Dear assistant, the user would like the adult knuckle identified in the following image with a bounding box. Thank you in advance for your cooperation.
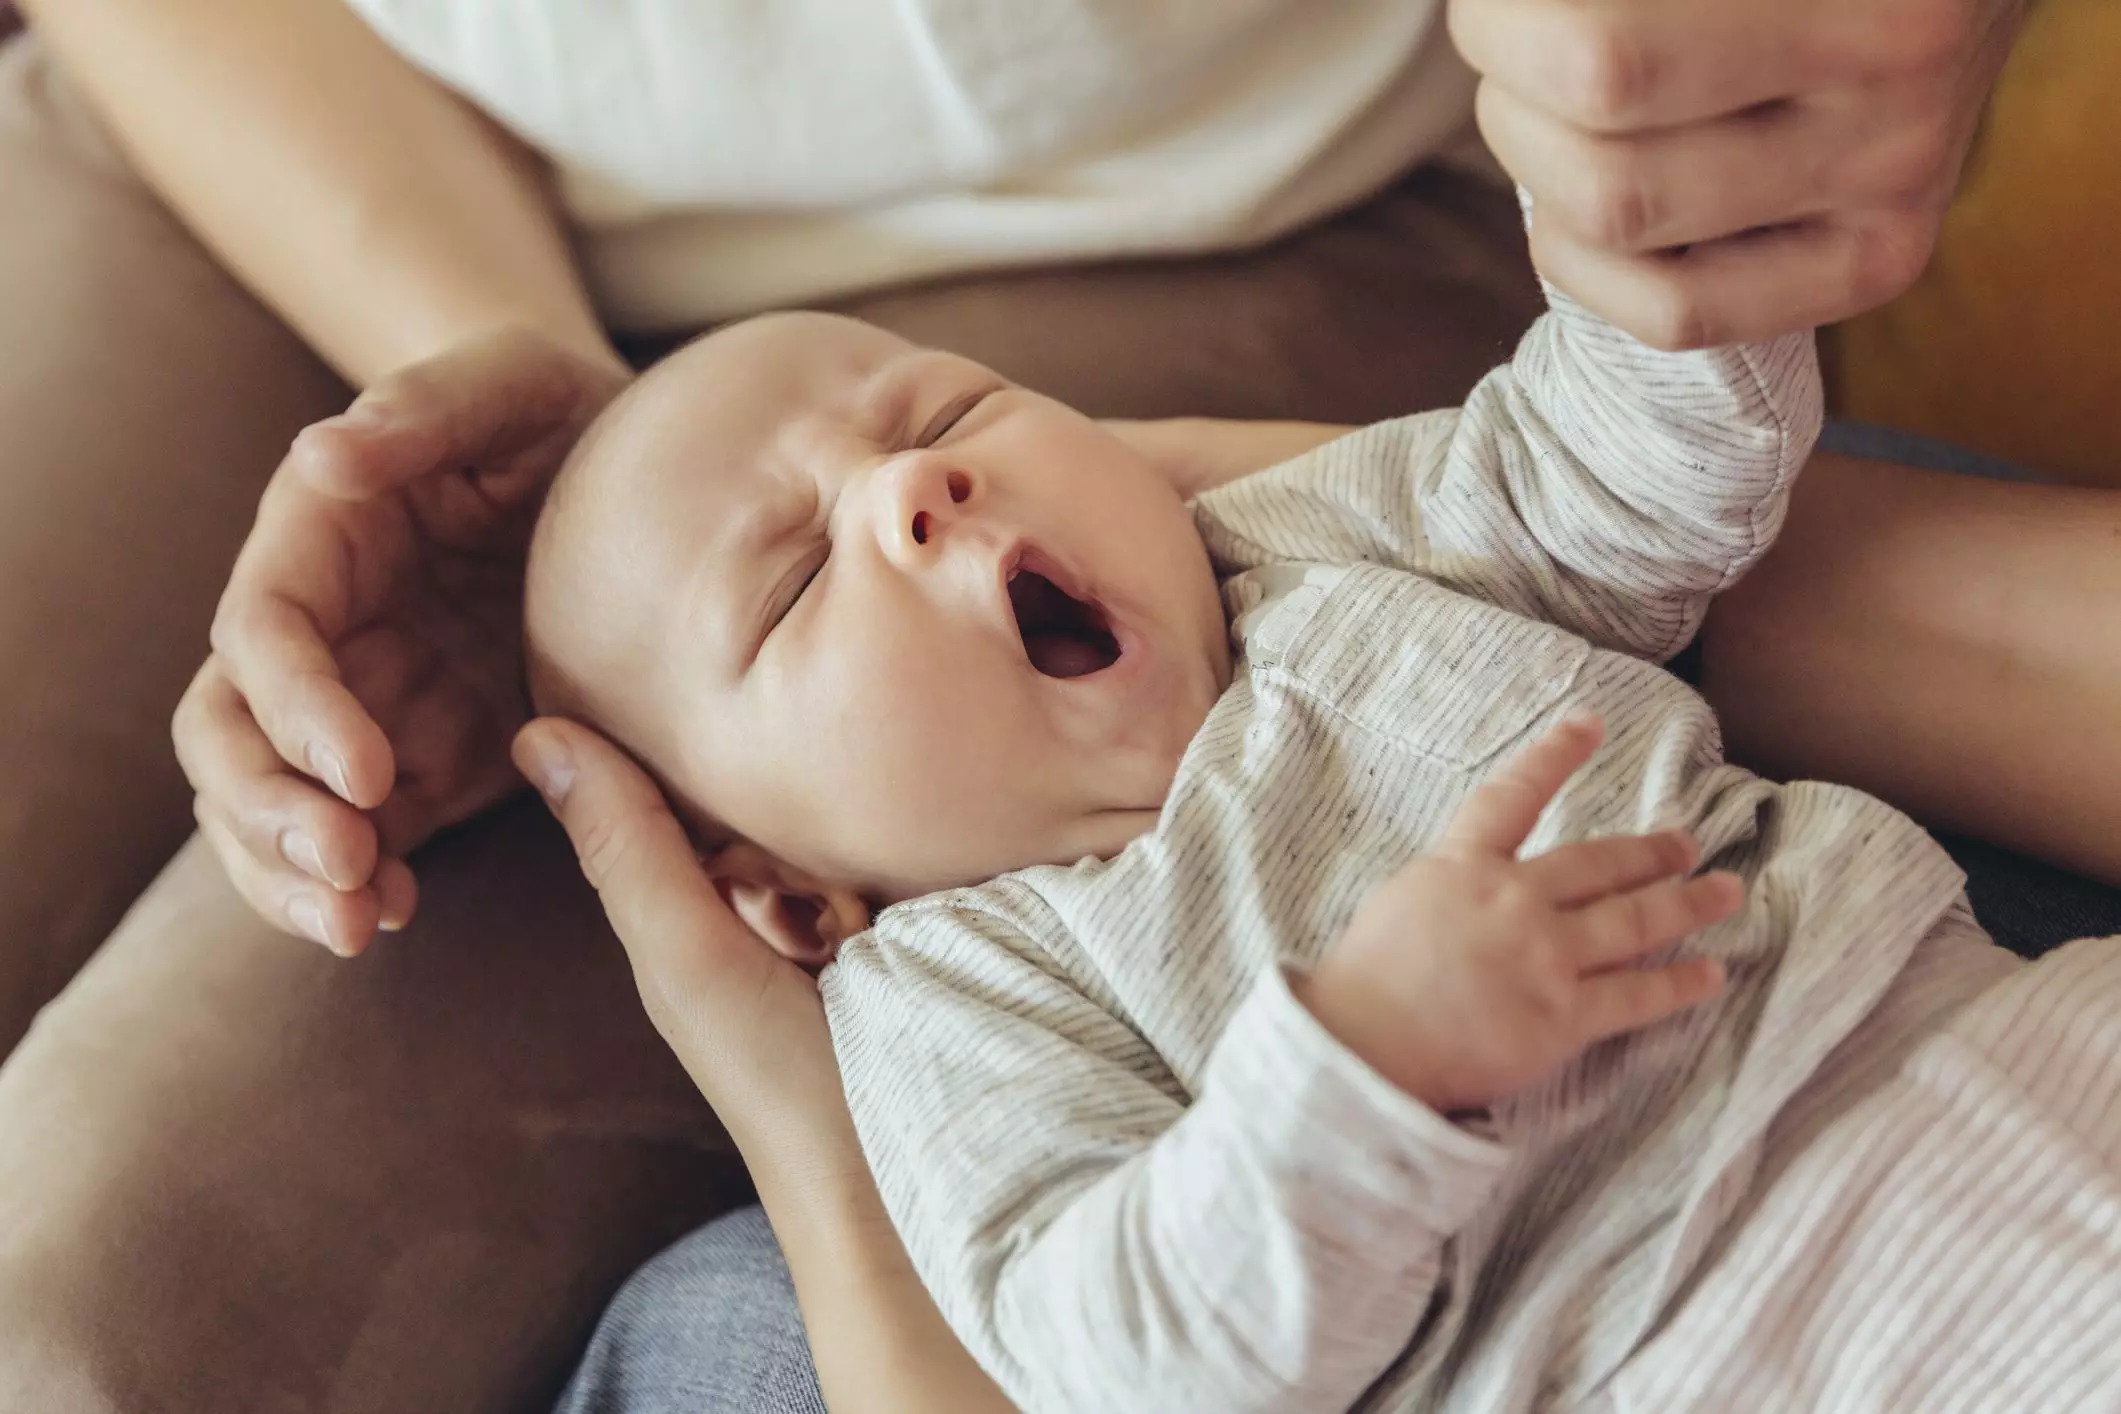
[1634,281,1716,353]
[1891,0,1976,72]
[575,814,637,891]
[1580,151,1661,250]
[1846,217,1935,311]
[205,604,248,660]
[1563,18,1660,127]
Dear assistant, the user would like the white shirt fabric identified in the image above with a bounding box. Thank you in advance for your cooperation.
[340,0,1478,330]
[817,294,2056,1412]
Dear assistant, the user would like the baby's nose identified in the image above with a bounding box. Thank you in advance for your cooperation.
[887,453,975,553]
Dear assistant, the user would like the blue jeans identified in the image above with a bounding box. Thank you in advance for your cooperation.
[555,1205,826,1414]
[558,425,2121,1414]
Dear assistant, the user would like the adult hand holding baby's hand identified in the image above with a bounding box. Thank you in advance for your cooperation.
[175,329,630,955]
[1295,715,1738,1114]
[1451,0,2023,348]
[512,718,861,1179]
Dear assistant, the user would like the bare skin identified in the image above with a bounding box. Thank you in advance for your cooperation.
[1454,0,2026,348]
[15,0,2100,1408]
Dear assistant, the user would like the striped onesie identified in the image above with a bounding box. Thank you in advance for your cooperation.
[822,288,2121,1413]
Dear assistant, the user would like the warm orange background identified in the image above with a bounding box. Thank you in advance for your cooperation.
[1826,0,2121,485]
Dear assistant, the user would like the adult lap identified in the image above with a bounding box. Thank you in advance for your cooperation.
[0,34,345,1053]
[0,26,1547,1409]
[0,36,739,1410]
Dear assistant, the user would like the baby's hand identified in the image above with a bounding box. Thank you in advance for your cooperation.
[1294,715,1738,1114]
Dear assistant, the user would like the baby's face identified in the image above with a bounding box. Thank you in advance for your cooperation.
[530,314,1231,901]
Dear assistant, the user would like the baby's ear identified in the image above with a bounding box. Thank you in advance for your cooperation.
[707,841,870,968]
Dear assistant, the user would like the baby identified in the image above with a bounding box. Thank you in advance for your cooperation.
[525,292,2121,1413]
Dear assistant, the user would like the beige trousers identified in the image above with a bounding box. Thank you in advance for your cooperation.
[0,31,1539,1413]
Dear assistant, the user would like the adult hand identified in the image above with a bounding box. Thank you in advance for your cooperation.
[511,718,860,1171]
[175,329,631,955]
[1451,0,2025,348]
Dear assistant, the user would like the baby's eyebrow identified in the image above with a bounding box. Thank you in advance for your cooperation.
[715,468,820,674]
[848,358,925,448]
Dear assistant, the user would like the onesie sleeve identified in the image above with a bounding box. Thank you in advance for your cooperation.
[825,904,1509,1414]
[1193,276,1822,663]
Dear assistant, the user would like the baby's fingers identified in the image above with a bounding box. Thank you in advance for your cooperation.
[1572,870,1745,970]
[1524,829,1698,907]
[1576,956,1728,1044]
[1442,713,1605,858]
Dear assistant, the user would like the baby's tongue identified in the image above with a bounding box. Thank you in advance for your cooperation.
[1025,632,1106,679]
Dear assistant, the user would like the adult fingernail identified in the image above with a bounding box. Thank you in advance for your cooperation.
[336,400,389,434]
[279,828,331,884]
[307,741,353,801]
[518,732,575,803]
[288,894,332,949]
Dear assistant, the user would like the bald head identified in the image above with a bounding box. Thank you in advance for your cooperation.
[523,311,920,801]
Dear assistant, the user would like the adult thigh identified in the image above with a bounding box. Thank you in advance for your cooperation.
[0,36,746,1414]
[0,34,346,1054]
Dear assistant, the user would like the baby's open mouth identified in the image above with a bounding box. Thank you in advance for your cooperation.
[1008,558,1121,679]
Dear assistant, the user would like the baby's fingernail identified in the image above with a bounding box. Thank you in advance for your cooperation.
[377,915,406,934]
[306,742,352,801]
[279,829,331,884]
[288,894,332,950]
[517,732,575,803]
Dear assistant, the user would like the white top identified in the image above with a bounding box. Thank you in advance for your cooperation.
[822,293,1991,1412]
[342,0,1479,330]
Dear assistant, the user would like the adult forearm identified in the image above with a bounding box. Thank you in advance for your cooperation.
[1702,452,2121,884]
[753,1155,1018,1414]
[23,0,617,386]
[1106,417,1354,499]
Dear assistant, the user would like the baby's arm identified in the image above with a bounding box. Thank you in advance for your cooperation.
[827,724,1732,1414]
[1196,271,1820,662]
[827,910,1507,1414]
[1420,277,1822,658]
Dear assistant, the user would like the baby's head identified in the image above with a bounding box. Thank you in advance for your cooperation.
[526,313,1231,953]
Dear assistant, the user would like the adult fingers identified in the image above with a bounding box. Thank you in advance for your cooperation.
[1441,714,1604,857]
[1528,209,1938,350]
[173,659,383,893]
[1523,829,1697,908]
[293,330,629,503]
[1482,84,1947,256]
[1571,871,1745,970]
[1575,955,1727,1043]
[513,718,775,1005]
[208,586,397,810]
[1450,0,1929,134]
[195,805,388,957]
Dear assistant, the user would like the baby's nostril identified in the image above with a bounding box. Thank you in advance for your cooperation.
[946,471,971,504]
[911,510,931,545]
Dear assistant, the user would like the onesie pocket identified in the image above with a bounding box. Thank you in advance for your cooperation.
[1268,564,1590,770]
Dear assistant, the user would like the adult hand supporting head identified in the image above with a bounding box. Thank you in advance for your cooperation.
[1451,0,2025,348]
[175,328,630,955]
[511,718,859,1177]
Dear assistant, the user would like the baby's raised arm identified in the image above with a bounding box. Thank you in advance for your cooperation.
[1198,273,1821,663]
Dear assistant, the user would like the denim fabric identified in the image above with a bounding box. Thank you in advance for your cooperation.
[556,1205,827,1414]
[560,420,2118,1413]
